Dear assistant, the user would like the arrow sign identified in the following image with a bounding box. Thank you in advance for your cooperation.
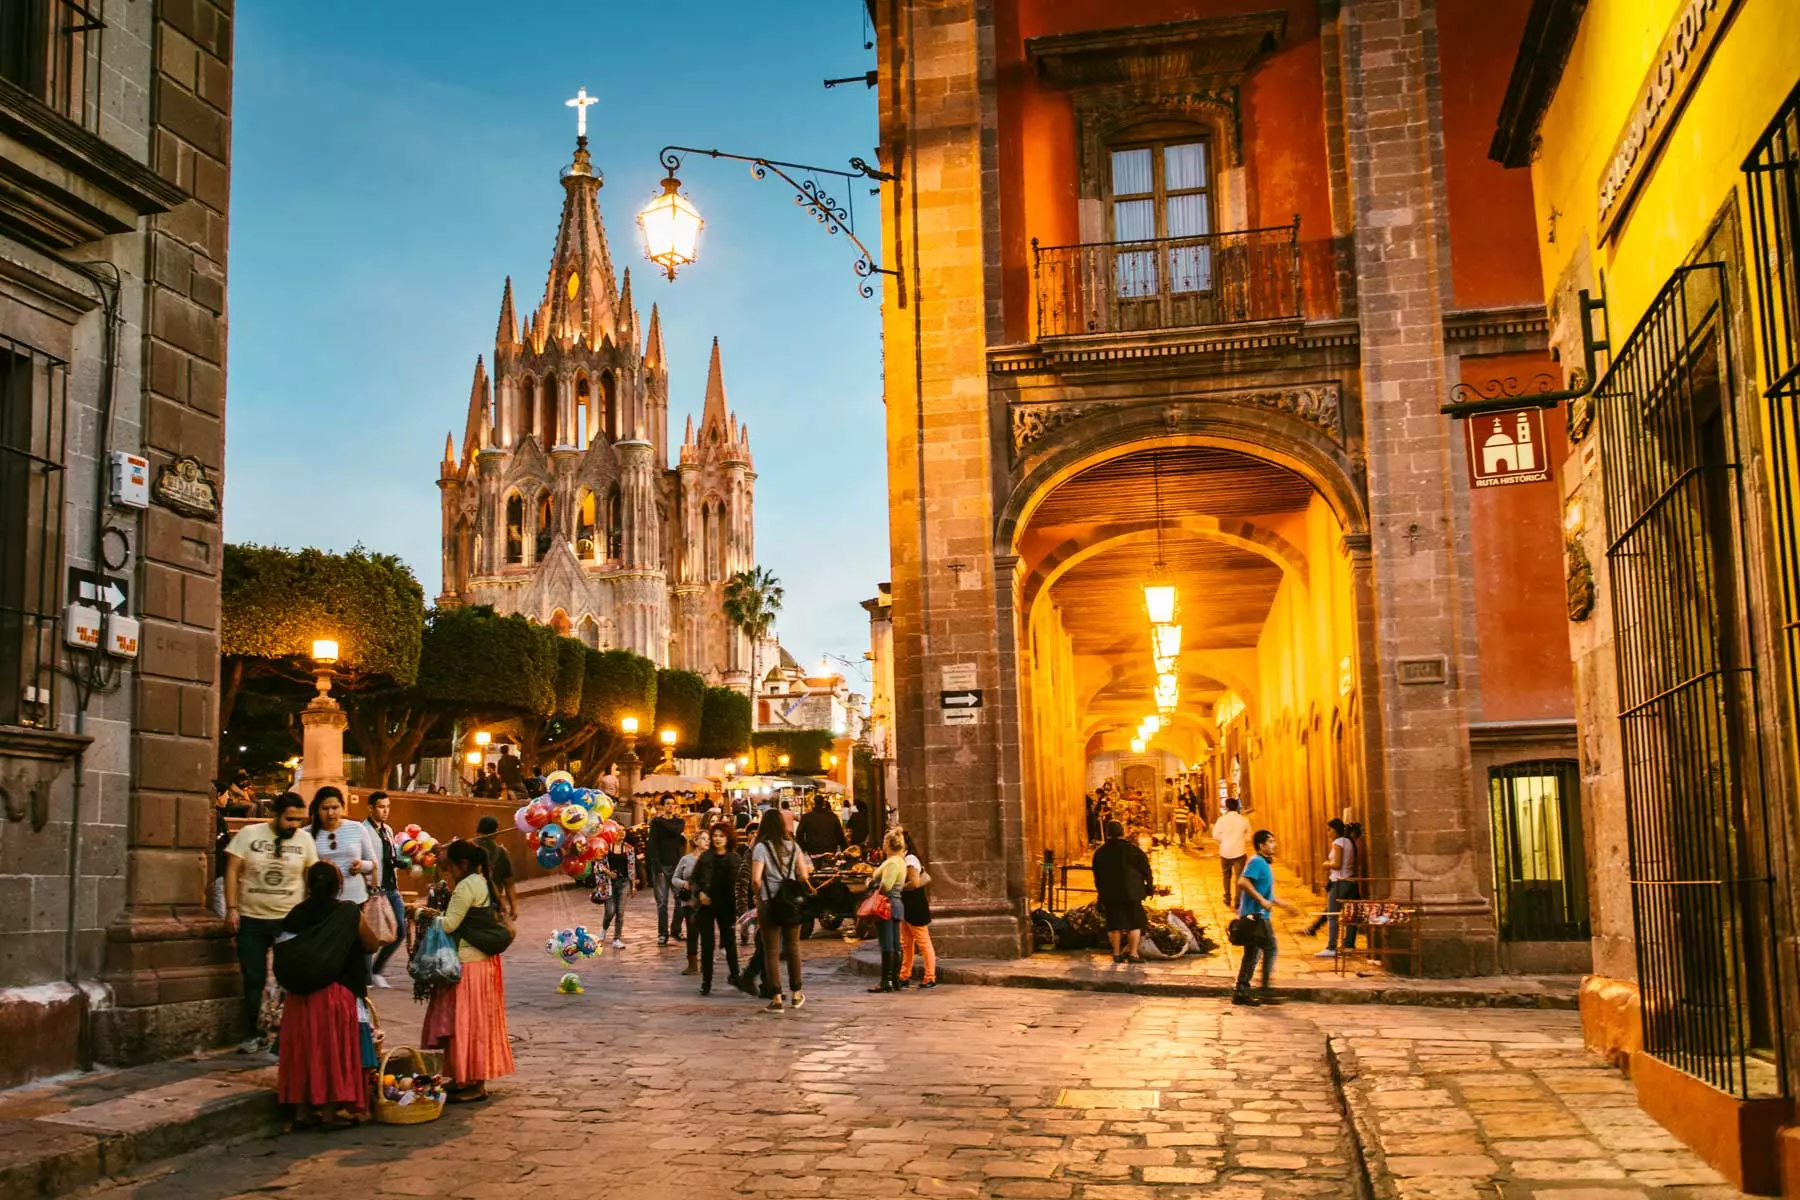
[68,567,129,614]
[940,690,983,709]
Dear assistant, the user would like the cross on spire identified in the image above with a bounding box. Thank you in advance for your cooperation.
[566,86,597,139]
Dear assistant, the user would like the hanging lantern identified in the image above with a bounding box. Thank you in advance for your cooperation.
[639,175,703,280]
[1143,581,1178,626]
[1152,623,1182,659]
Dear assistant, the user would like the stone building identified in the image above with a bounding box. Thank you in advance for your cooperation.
[0,2,237,1085]
[436,132,756,685]
[871,0,1583,971]
[1492,0,1800,1188]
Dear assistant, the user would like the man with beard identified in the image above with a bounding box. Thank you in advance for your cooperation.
[1232,829,1299,1007]
[224,793,318,1052]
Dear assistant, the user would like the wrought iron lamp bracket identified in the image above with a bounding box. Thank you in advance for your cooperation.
[1440,288,1611,424]
[657,145,898,298]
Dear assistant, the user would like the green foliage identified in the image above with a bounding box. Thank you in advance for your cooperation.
[696,686,751,759]
[652,669,706,751]
[722,566,783,643]
[416,605,554,717]
[580,649,657,728]
[222,543,424,685]
[751,728,837,775]
[551,633,587,719]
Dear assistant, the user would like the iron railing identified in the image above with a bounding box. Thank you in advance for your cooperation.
[1599,261,1788,1098]
[1488,759,1589,942]
[0,336,68,730]
[0,0,106,132]
[1032,220,1302,339]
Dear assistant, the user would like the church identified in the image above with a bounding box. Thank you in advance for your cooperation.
[436,121,755,686]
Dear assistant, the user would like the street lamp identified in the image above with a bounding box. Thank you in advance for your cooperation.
[657,727,678,774]
[638,175,703,281]
[642,146,897,297]
[465,750,482,766]
[310,638,339,666]
[777,752,791,772]
[619,716,643,824]
[474,730,491,748]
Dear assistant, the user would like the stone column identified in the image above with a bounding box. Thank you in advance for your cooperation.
[1339,0,1495,973]
[878,0,1023,957]
[295,678,348,804]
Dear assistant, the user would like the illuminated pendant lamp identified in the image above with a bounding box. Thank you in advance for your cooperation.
[1141,450,1179,625]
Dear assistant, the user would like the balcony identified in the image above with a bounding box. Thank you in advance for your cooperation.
[1032,221,1302,340]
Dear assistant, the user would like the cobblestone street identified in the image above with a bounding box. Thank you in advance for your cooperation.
[69,888,1748,1200]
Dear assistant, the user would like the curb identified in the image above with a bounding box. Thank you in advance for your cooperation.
[0,1072,278,1200]
[844,950,1579,1009]
[1326,1035,1390,1200]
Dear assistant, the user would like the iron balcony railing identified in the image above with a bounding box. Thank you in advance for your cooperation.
[1032,219,1302,339]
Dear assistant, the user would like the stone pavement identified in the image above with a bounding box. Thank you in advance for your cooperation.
[62,886,1745,1200]
[1329,1007,1745,1199]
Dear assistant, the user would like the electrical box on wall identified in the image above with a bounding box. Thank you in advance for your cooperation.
[65,603,102,650]
[109,451,150,509]
[105,612,140,658]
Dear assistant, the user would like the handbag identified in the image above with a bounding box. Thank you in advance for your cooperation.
[1227,915,1259,947]
[456,895,516,957]
[362,894,398,943]
[857,890,892,921]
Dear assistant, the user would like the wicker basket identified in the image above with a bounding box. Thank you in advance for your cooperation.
[372,1046,444,1125]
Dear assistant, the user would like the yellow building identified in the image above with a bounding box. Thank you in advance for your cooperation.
[1493,0,1800,1190]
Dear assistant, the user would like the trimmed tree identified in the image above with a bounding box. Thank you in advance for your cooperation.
[696,686,752,760]
[652,668,706,753]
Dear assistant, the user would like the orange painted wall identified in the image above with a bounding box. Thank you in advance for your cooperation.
[996,0,1337,342]
[1462,353,1575,722]
[1436,0,1544,310]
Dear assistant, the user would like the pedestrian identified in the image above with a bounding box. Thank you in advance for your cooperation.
[364,791,406,988]
[524,764,547,797]
[211,781,233,917]
[1213,797,1252,906]
[496,745,526,799]
[272,861,381,1131]
[749,814,813,1013]
[846,799,871,849]
[647,798,688,946]
[223,793,318,1053]
[670,831,702,973]
[1172,795,1193,848]
[1233,830,1300,1006]
[472,816,519,920]
[307,787,375,905]
[733,818,763,995]
[1084,794,1102,844]
[1092,819,1153,963]
[796,793,849,857]
[225,768,256,815]
[897,830,936,990]
[692,822,741,995]
[601,835,635,950]
[421,840,516,1102]
[866,830,910,993]
[1304,819,1361,957]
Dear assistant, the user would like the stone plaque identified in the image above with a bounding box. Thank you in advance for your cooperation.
[152,455,220,519]
[1397,657,1448,686]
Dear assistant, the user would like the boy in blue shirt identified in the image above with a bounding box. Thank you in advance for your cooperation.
[1233,829,1298,1006]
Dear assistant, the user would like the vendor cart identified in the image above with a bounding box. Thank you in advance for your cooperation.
[798,848,872,940]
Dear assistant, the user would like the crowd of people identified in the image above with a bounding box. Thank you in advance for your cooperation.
[220,787,517,1130]
[1082,778,1370,1004]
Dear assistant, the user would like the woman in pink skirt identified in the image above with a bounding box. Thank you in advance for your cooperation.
[421,840,515,1102]
[272,862,381,1130]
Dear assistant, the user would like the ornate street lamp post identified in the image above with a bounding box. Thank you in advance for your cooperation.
[298,638,348,802]
[620,716,642,824]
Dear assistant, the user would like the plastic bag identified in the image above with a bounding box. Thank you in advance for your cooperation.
[409,918,462,1002]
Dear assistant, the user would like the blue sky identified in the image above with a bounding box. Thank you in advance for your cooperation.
[226,1,888,675]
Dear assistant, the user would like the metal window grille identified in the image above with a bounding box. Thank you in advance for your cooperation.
[0,336,68,730]
[1489,759,1589,942]
[1599,261,1790,1098]
[1032,221,1302,339]
[0,0,106,131]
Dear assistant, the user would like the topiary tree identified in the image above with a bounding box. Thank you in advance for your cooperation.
[652,668,706,753]
[220,543,426,764]
[750,728,838,776]
[696,685,752,760]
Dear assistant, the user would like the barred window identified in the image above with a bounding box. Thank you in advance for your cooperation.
[0,338,69,729]
[1488,760,1588,942]
[0,0,104,130]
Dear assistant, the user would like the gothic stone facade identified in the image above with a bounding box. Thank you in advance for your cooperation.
[436,137,755,684]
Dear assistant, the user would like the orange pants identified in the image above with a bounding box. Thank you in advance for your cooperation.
[900,921,936,984]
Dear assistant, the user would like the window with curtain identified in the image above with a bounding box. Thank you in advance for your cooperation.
[1109,138,1213,298]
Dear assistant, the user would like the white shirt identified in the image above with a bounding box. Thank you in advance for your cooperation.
[1213,811,1252,860]
[1329,835,1356,882]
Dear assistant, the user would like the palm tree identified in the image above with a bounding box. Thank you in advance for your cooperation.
[723,566,784,708]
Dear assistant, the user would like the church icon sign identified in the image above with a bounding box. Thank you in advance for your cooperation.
[1464,407,1551,489]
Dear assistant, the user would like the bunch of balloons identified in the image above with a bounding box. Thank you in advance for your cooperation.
[545,925,601,964]
[395,824,440,871]
[514,771,622,877]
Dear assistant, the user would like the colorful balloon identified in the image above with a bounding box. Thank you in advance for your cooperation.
[548,779,575,804]
[536,845,562,869]
[557,804,588,831]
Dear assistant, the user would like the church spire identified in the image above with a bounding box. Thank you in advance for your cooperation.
[496,276,518,347]
[538,137,618,346]
[461,355,491,465]
[701,336,727,432]
[644,303,665,366]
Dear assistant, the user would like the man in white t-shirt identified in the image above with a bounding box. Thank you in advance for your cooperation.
[1211,798,1252,907]
[223,792,317,1052]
